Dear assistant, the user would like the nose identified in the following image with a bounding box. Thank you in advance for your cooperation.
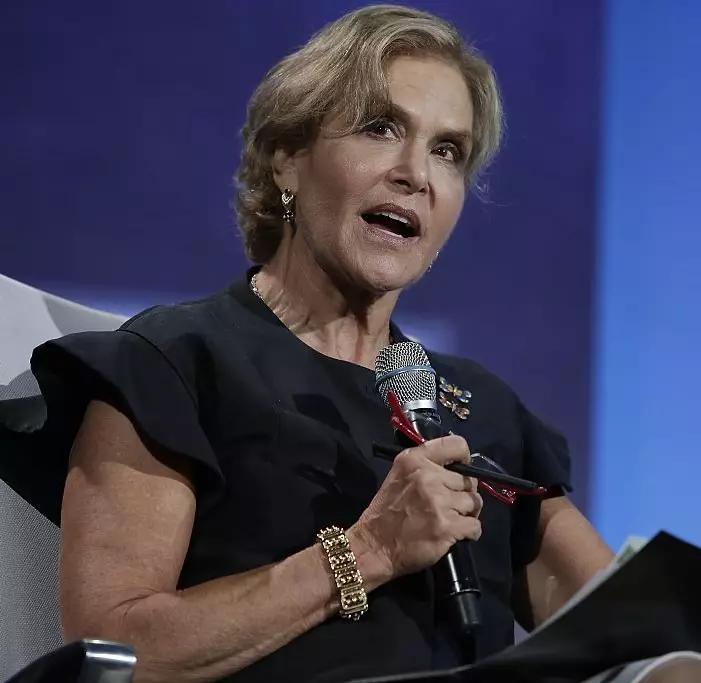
[386,142,429,195]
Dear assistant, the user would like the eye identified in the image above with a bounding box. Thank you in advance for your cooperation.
[363,118,400,139]
[433,142,465,164]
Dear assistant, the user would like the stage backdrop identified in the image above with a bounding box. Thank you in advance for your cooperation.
[2,1,602,514]
[592,0,701,550]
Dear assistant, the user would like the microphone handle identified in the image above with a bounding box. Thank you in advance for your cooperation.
[432,543,482,649]
[404,411,482,653]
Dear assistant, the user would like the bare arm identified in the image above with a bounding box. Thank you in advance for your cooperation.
[60,401,387,683]
[60,401,481,682]
[512,495,614,629]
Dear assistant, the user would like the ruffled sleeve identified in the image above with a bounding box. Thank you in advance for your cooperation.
[28,326,225,523]
[511,402,573,569]
[519,403,572,493]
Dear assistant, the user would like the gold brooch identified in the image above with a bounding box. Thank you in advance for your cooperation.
[438,377,472,420]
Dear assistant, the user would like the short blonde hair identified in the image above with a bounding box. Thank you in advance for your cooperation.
[235,4,503,264]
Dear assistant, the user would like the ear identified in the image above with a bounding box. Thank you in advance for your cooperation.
[272,148,300,193]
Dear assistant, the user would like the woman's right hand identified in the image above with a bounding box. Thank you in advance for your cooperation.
[347,435,483,585]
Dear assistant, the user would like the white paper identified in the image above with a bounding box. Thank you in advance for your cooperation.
[531,535,650,634]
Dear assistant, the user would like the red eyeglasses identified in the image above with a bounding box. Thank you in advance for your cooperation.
[383,390,546,505]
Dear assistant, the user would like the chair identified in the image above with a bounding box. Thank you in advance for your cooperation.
[0,274,127,681]
[6,640,136,683]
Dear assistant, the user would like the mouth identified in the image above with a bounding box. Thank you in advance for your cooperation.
[360,204,421,239]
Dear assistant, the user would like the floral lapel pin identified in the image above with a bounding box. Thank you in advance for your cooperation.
[438,376,472,420]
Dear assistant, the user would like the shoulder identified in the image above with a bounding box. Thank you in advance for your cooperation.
[116,282,252,370]
[426,347,524,452]
[28,290,234,517]
[31,285,246,416]
[120,286,235,347]
[427,347,571,488]
[426,348,519,407]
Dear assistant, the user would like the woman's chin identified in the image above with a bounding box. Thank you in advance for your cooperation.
[354,259,425,294]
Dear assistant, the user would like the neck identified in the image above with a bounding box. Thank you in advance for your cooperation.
[254,232,399,370]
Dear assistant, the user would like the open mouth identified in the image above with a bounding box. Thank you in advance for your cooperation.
[361,210,419,239]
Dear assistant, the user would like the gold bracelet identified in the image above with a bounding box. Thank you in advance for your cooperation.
[317,526,368,620]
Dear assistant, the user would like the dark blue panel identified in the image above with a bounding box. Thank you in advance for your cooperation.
[0,0,601,507]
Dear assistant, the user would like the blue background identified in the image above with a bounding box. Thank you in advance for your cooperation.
[1,1,699,547]
[592,0,701,549]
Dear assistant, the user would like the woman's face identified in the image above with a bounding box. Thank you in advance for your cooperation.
[276,55,474,294]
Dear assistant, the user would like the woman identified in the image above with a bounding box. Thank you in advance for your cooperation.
[31,5,613,682]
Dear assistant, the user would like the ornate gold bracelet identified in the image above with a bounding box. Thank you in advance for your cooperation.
[316,526,368,620]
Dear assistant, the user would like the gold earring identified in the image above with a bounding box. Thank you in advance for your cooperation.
[281,189,295,222]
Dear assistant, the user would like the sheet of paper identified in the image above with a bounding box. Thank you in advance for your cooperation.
[531,535,649,634]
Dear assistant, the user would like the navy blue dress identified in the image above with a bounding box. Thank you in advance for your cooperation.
[25,274,571,682]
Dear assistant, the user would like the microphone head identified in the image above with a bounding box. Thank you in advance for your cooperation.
[375,341,438,411]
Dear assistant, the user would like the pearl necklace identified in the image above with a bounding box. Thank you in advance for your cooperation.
[250,272,264,302]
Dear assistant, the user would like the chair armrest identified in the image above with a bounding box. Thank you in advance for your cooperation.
[4,639,136,683]
[78,640,136,683]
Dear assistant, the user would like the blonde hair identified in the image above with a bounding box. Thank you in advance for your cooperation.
[235,4,503,264]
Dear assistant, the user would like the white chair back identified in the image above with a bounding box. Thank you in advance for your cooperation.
[0,274,125,681]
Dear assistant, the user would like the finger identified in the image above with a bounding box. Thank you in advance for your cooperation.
[451,514,482,542]
[449,491,484,518]
[458,476,478,494]
[419,435,471,467]
[440,470,479,493]
[441,469,472,492]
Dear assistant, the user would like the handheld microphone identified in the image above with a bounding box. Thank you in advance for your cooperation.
[375,341,482,656]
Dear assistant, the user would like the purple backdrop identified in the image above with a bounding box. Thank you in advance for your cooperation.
[0,0,602,510]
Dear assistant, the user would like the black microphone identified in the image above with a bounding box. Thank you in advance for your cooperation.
[375,341,482,659]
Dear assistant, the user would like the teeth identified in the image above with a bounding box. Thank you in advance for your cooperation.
[376,211,411,226]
